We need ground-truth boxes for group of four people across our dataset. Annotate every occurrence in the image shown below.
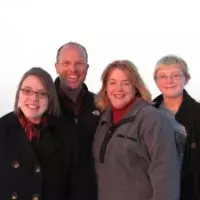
[0,41,199,200]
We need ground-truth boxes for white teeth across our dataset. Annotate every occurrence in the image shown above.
[68,76,78,79]
[27,105,38,109]
[114,94,124,98]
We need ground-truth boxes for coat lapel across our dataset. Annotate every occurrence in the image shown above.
[36,127,60,159]
[4,113,61,162]
[5,121,39,165]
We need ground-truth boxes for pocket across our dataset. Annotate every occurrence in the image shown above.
[116,133,138,142]
[115,133,140,154]
[115,133,149,161]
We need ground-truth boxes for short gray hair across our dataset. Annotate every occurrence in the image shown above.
[154,54,190,79]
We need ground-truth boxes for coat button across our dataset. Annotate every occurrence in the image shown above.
[32,193,39,200]
[12,192,18,199]
[35,165,41,173]
[74,118,78,124]
[12,160,20,169]
[191,142,197,149]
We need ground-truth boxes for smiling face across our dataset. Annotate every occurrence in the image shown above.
[55,44,88,89]
[155,64,189,98]
[18,75,48,123]
[106,68,136,109]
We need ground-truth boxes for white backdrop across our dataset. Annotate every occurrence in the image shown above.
[0,0,200,116]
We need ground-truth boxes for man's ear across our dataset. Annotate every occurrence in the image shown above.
[87,64,89,68]
[55,63,59,74]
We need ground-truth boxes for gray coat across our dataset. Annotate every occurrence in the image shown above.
[93,98,180,200]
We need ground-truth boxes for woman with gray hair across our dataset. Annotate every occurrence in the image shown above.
[153,55,200,200]
[0,67,96,200]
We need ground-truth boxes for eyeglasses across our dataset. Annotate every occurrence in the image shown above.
[20,88,48,99]
[156,74,184,81]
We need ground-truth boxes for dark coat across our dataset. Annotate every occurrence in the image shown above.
[153,90,200,200]
[55,78,101,156]
[0,112,97,200]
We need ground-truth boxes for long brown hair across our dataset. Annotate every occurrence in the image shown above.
[14,67,60,117]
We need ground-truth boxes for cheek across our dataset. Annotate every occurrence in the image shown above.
[60,69,68,77]
[126,89,135,99]
[41,99,48,110]
[179,80,186,88]
[155,81,164,90]
[18,94,27,106]
[106,86,113,97]
[80,68,87,77]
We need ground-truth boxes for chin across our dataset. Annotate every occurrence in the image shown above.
[113,103,126,109]
[67,83,81,89]
[164,92,182,98]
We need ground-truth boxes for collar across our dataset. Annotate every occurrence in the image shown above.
[1,111,57,128]
[100,98,149,124]
[153,89,198,119]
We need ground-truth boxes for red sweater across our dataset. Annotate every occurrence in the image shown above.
[112,98,135,124]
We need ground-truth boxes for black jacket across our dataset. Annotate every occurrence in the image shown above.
[55,78,101,155]
[153,90,200,200]
[0,112,97,200]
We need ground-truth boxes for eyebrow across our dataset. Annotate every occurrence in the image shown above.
[22,86,46,91]
[108,79,130,82]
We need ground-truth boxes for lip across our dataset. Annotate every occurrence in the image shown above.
[164,86,176,89]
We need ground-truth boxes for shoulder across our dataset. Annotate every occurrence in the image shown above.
[133,99,163,120]
[0,112,20,141]
[0,111,18,126]
[152,94,163,108]
[177,90,200,121]
[135,100,171,129]
[182,90,200,107]
[83,84,96,101]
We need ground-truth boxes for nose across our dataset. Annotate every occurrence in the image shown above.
[115,83,123,91]
[31,92,40,101]
[68,63,77,72]
[166,75,174,83]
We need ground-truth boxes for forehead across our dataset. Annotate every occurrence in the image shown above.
[58,45,86,61]
[156,64,183,74]
[21,75,45,89]
[108,68,129,80]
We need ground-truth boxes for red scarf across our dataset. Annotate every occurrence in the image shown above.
[112,98,135,124]
[17,110,48,141]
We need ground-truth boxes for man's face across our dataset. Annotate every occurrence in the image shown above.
[55,45,88,89]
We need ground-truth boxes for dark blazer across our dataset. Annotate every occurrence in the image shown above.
[0,112,97,200]
[153,90,200,200]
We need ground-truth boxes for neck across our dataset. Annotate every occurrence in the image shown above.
[112,98,135,124]
[28,117,41,124]
[163,95,183,113]
[60,80,82,103]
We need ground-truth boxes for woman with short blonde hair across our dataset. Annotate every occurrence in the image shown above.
[153,54,200,200]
